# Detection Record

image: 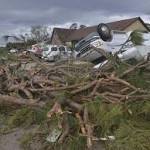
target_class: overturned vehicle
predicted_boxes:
[75,23,150,67]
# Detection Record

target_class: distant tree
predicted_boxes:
[3,34,36,50]
[2,35,23,42]
[31,25,50,42]
[80,24,87,29]
[5,39,36,50]
[2,26,51,50]
[70,23,78,29]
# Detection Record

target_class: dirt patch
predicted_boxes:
[0,128,24,150]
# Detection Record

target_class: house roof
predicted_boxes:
[51,17,150,44]
[52,28,76,42]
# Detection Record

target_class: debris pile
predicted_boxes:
[0,51,150,149]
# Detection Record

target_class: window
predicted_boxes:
[51,47,57,51]
[43,47,49,51]
[59,46,65,52]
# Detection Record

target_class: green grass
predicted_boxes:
[1,98,150,150]
[20,132,34,150]
[0,47,9,60]
[107,121,150,150]
[0,104,51,132]
[0,60,150,150]
[0,47,18,63]
[86,97,123,136]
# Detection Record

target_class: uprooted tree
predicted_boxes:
[31,25,51,43]
[0,46,150,150]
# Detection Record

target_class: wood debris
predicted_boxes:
[0,52,150,149]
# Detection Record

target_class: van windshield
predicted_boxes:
[59,46,65,52]
[51,47,57,51]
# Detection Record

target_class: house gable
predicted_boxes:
[124,19,149,32]
[51,30,64,45]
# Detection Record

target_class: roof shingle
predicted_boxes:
[51,17,149,44]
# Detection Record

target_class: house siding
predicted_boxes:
[51,31,64,45]
[124,20,148,32]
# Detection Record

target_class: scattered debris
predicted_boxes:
[0,23,150,150]
[46,128,62,143]
[1,49,149,149]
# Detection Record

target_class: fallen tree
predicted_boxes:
[0,52,150,150]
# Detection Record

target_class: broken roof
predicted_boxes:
[51,17,150,44]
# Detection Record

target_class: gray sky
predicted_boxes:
[0,0,150,44]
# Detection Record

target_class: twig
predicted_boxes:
[75,113,86,134]
[71,80,98,95]
[0,94,45,107]
[119,60,148,78]
[83,107,93,149]
[29,83,87,92]
[90,78,103,96]
[110,77,137,90]
[58,113,70,143]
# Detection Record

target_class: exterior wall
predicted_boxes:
[51,32,64,45]
[124,20,148,32]
[66,42,72,48]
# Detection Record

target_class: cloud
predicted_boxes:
[1,0,150,25]
[0,0,150,45]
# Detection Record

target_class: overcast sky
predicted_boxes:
[0,0,150,44]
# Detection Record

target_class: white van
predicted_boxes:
[42,45,72,61]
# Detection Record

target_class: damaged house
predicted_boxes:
[50,17,150,47]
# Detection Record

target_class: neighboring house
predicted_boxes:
[51,17,150,46]
[146,23,150,30]
[0,36,21,48]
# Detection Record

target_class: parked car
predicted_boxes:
[28,43,72,62]
[42,45,72,61]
